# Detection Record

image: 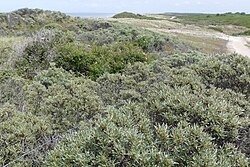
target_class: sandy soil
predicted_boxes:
[227,36,250,58]
[163,29,250,58]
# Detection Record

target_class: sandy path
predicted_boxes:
[159,29,250,58]
[227,36,250,58]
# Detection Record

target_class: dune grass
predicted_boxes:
[176,34,228,54]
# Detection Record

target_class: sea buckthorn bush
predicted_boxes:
[0,9,249,166]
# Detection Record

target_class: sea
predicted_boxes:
[67,13,115,18]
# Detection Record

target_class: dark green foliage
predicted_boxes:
[15,29,75,78]
[17,41,51,78]
[136,35,167,52]
[55,42,149,80]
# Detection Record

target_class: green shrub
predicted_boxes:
[193,54,250,95]
[45,105,175,166]
[16,40,51,78]
[2,50,250,166]
[0,103,52,166]
[44,23,63,30]
[208,26,224,32]
[0,75,26,110]
[76,22,175,52]
[145,82,249,144]
[45,103,249,166]
[55,42,149,80]
[24,67,103,131]
[136,35,167,52]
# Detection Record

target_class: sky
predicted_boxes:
[0,0,250,14]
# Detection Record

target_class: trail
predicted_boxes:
[227,36,250,58]
[111,18,250,58]
[161,29,250,58]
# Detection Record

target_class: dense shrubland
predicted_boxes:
[0,9,249,166]
[46,53,250,166]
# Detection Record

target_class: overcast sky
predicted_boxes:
[1,0,250,14]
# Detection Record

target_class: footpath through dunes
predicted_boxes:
[164,29,250,58]
[227,36,250,58]
[110,17,250,58]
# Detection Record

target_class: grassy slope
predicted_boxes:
[173,13,250,36]
[176,13,250,28]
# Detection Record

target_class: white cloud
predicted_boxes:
[197,1,202,5]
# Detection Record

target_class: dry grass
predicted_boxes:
[207,25,248,35]
[109,18,228,54]
[142,15,248,35]
[144,14,171,20]
[175,34,228,54]
[109,17,200,31]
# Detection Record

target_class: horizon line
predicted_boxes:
[0,8,249,15]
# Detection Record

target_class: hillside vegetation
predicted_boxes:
[174,13,250,35]
[176,13,250,28]
[113,12,158,20]
[0,8,74,35]
[0,9,250,166]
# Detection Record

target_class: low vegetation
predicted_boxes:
[176,34,227,54]
[0,9,250,166]
[233,29,250,36]
[208,26,224,32]
[176,13,250,28]
[113,12,158,20]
